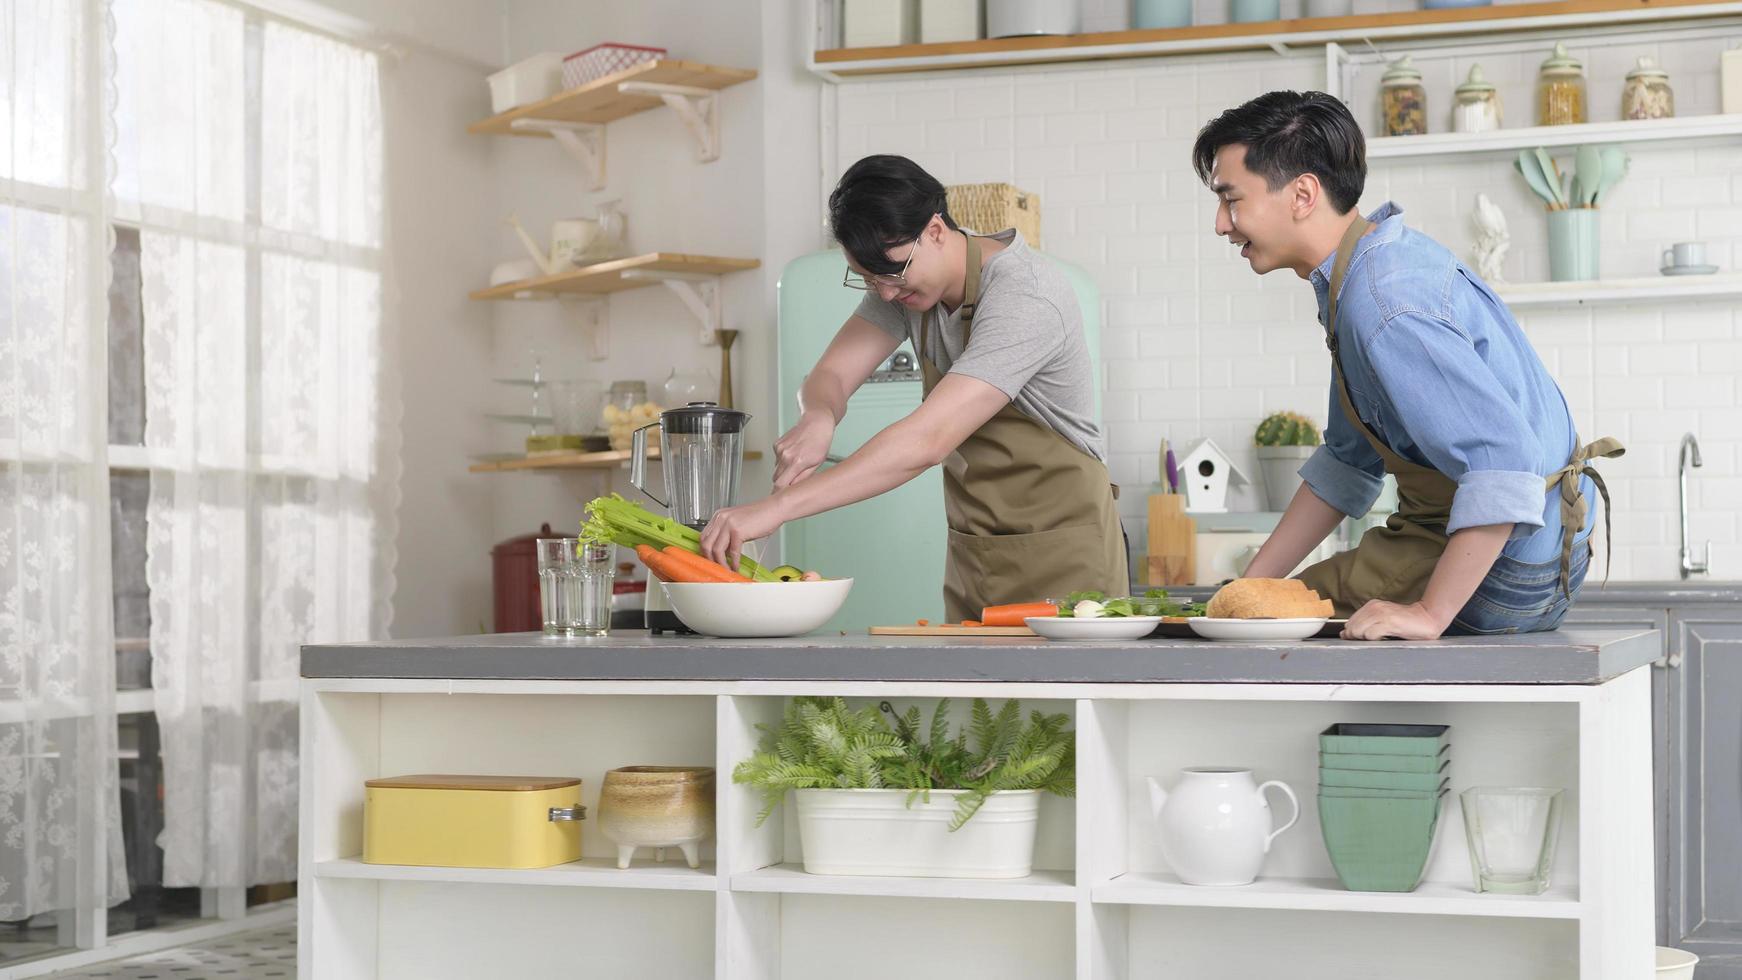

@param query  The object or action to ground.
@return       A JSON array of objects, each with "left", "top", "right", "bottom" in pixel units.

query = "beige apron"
[
  {"left": 919, "top": 233, "right": 1128, "bottom": 622},
  {"left": 1297, "top": 218, "right": 1623, "bottom": 617}
]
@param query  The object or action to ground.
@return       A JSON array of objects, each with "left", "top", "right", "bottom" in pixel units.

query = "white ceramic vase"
[{"left": 1147, "top": 768, "right": 1300, "bottom": 886}]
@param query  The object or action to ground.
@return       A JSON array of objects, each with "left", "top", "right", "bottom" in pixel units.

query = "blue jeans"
[{"left": 1445, "top": 544, "right": 1592, "bottom": 636}]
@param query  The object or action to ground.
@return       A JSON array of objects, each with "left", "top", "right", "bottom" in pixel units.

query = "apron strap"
[
  {"left": 1545, "top": 436, "right": 1626, "bottom": 597},
  {"left": 917, "top": 232, "right": 983, "bottom": 368},
  {"left": 1324, "top": 218, "right": 1435, "bottom": 478}
]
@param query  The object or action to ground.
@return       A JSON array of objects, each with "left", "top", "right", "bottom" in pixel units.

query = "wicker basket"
[{"left": 946, "top": 183, "right": 1041, "bottom": 248}]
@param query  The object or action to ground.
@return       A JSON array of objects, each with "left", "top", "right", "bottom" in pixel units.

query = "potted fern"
[
  {"left": 732, "top": 697, "right": 1074, "bottom": 879},
  {"left": 1254, "top": 411, "right": 1321, "bottom": 511}
]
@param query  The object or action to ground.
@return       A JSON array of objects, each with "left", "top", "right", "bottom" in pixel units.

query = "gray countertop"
[
  {"left": 1135, "top": 581, "right": 1742, "bottom": 605},
  {"left": 303, "top": 628, "right": 1658, "bottom": 686}
]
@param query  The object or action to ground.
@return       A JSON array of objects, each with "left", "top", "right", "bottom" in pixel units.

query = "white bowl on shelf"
[
  {"left": 661, "top": 579, "right": 853, "bottom": 638},
  {"left": 1656, "top": 946, "right": 1699, "bottom": 979}
]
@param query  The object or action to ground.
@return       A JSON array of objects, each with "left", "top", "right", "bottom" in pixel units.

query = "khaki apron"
[
  {"left": 918, "top": 233, "right": 1128, "bottom": 622},
  {"left": 1297, "top": 218, "right": 1623, "bottom": 618}
]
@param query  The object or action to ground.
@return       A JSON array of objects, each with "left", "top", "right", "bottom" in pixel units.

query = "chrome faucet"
[{"left": 1680, "top": 433, "right": 1710, "bottom": 579}]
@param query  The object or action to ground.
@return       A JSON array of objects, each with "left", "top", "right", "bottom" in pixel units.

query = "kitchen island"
[{"left": 299, "top": 628, "right": 1658, "bottom": 980}]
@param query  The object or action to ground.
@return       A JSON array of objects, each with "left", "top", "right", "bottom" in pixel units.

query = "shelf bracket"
[
  {"left": 1268, "top": 40, "right": 1291, "bottom": 56},
  {"left": 558, "top": 295, "right": 609, "bottom": 361},
  {"left": 509, "top": 118, "right": 607, "bottom": 190},
  {"left": 621, "top": 269, "right": 722, "bottom": 345},
  {"left": 617, "top": 81, "right": 721, "bottom": 162}
]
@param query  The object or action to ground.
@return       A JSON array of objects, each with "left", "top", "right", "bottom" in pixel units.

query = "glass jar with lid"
[
  {"left": 1380, "top": 55, "right": 1428, "bottom": 137},
  {"left": 1451, "top": 63, "right": 1502, "bottom": 134},
  {"left": 1621, "top": 56, "right": 1674, "bottom": 120},
  {"left": 1536, "top": 42, "right": 1587, "bottom": 126}
]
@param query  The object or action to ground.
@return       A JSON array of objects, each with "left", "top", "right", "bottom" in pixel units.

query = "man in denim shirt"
[{"left": 1191, "top": 91, "right": 1620, "bottom": 640}]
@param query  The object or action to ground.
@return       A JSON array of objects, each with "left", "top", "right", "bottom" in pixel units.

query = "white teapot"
[{"left": 1147, "top": 768, "right": 1299, "bottom": 886}]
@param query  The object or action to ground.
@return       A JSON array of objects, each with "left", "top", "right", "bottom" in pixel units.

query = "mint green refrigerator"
[{"left": 777, "top": 247, "right": 1103, "bottom": 632}]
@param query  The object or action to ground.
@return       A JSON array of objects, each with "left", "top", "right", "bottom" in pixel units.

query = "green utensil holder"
[
  {"left": 1230, "top": 0, "right": 1281, "bottom": 21},
  {"left": 1321, "top": 749, "right": 1449, "bottom": 773},
  {"left": 1319, "top": 723, "right": 1450, "bottom": 756},
  {"left": 1319, "top": 794, "right": 1444, "bottom": 892},
  {"left": 1321, "top": 762, "right": 1449, "bottom": 792},
  {"left": 1548, "top": 208, "right": 1600, "bottom": 282},
  {"left": 1133, "top": 0, "right": 1193, "bottom": 27},
  {"left": 1320, "top": 784, "right": 1450, "bottom": 799}
]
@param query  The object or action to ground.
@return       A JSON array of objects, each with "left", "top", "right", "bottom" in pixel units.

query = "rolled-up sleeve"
[
  {"left": 1300, "top": 387, "right": 1386, "bottom": 519},
  {"left": 1364, "top": 311, "right": 1545, "bottom": 536}
]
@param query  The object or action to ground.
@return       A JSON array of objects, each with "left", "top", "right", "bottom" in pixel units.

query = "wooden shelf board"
[
  {"left": 470, "top": 449, "right": 764, "bottom": 474},
  {"left": 470, "top": 60, "right": 757, "bottom": 136},
  {"left": 315, "top": 856, "right": 718, "bottom": 891},
  {"left": 470, "top": 252, "right": 760, "bottom": 301},
  {"left": 813, "top": 0, "right": 1742, "bottom": 74},
  {"left": 731, "top": 863, "right": 1078, "bottom": 903},
  {"left": 1093, "top": 871, "right": 1580, "bottom": 918}
]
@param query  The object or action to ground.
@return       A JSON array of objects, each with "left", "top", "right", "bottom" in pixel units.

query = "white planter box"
[
  {"left": 487, "top": 53, "right": 563, "bottom": 114},
  {"left": 794, "top": 788, "right": 1040, "bottom": 878}
]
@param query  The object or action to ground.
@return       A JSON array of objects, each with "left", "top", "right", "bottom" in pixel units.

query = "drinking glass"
[{"left": 1460, "top": 787, "right": 1564, "bottom": 894}]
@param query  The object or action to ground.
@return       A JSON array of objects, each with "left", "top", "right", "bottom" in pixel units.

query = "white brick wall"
[{"left": 833, "top": 26, "right": 1742, "bottom": 580}]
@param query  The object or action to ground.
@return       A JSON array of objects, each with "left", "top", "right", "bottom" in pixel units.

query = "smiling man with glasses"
[{"left": 701, "top": 154, "right": 1125, "bottom": 621}]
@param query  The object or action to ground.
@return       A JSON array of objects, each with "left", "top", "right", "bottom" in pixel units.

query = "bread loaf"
[{"left": 1205, "top": 578, "right": 1334, "bottom": 619}]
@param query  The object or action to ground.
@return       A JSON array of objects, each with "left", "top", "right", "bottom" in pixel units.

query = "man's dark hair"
[
  {"left": 828, "top": 154, "right": 960, "bottom": 276},
  {"left": 1191, "top": 91, "right": 1366, "bottom": 214}
]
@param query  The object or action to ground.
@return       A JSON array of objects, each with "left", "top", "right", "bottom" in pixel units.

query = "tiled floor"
[{"left": 46, "top": 924, "right": 295, "bottom": 979}]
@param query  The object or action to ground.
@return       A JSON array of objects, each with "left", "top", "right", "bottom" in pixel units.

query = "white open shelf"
[
  {"left": 1094, "top": 870, "right": 1581, "bottom": 919},
  {"left": 1497, "top": 273, "right": 1742, "bottom": 307},
  {"left": 732, "top": 863, "right": 1077, "bottom": 903},
  {"left": 1367, "top": 112, "right": 1742, "bottom": 159},
  {"left": 315, "top": 856, "right": 718, "bottom": 892}
]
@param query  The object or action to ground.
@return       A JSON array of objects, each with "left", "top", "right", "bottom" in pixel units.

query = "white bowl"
[
  {"left": 661, "top": 579, "right": 854, "bottom": 638},
  {"left": 1027, "top": 616, "right": 1162, "bottom": 640},
  {"left": 1656, "top": 946, "right": 1699, "bottom": 979}
]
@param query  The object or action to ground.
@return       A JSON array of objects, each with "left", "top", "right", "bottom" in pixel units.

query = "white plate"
[
  {"left": 1188, "top": 617, "right": 1330, "bottom": 641},
  {"left": 1660, "top": 264, "right": 1720, "bottom": 276},
  {"left": 1026, "top": 616, "right": 1164, "bottom": 640}
]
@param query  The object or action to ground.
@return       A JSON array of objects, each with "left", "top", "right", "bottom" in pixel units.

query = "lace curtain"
[
  {"left": 0, "top": 0, "right": 131, "bottom": 922},
  {"left": 114, "top": 0, "right": 390, "bottom": 890}
]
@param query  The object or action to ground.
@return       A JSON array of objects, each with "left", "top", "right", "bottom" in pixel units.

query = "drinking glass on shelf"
[
  {"left": 537, "top": 538, "right": 614, "bottom": 636},
  {"left": 1460, "top": 786, "right": 1564, "bottom": 895}
]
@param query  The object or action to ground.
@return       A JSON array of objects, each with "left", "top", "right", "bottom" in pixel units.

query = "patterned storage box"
[{"left": 562, "top": 43, "right": 667, "bottom": 90}]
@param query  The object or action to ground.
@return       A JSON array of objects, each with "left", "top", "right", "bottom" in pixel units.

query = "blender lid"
[{"left": 661, "top": 401, "right": 751, "bottom": 434}]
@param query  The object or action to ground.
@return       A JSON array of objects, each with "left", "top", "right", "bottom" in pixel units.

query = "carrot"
[
  {"left": 635, "top": 544, "right": 703, "bottom": 583},
  {"left": 961, "top": 620, "right": 982, "bottom": 628},
  {"left": 660, "top": 546, "right": 752, "bottom": 584},
  {"left": 981, "top": 602, "right": 1059, "bottom": 628},
  {"left": 916, "top": 619, "right": 930, "bottom": 627}
]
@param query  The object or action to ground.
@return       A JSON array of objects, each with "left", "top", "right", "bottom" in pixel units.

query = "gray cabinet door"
[
  {"left": 1561, "top": 605, "right": 1672, "bottom": 944},
  {"left": 1669, "top": 612, "right": 1742, "bottom": 977}
]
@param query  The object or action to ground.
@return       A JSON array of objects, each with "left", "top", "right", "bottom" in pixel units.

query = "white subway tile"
[
  {"left": 1664, "top": 374, "right": 1736, "bottom": 409},
  {"left": 1629, "top": 342, "right": 1700, "bottom": 375},
  {"left": 1140, "top": 387, "right": 1202, "bottom": 421},
  {"left": 1077, "top": 142, "right": 1139, "bottom": 173}
]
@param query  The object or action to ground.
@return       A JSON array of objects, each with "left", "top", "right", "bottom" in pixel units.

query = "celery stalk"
[{"left": 582, "top": 494, "right": 778, "bottom": 582}]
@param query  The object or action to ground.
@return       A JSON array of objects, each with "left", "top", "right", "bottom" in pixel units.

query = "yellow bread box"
[{"left": 363, "top": 774, "right": 585, "bottom": 869}]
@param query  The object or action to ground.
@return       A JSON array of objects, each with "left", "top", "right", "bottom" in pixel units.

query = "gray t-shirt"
[{"left": 852, "top": 228, "right": 1105, "bottom": 461}]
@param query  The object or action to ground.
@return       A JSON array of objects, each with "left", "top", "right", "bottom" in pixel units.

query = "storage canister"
[
  {"left": 1621, "top": 56, "right": 1674, "bottom": 120},
  {"left": 1381, "top": 56, "right": 1428, "bottom": 136},
  {"left": 1536, "top": 42, "right": 1587, "bottom": 126},
  {"left": 363, "top": 774, "right": 586, "bottom": 869},
  {"left": 1451, "top": 63, "right": 1501, "bottom": 133}
]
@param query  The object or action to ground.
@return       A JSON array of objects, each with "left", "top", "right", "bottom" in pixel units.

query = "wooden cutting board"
[
  {"left": 868, "top": 624, "right": 1037, "bottom": 636},
  {"left": 1147, "top": 494, "right": 1197, "bottom": 587}
]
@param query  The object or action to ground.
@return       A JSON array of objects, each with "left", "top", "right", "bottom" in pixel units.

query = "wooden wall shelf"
[
  {"left": 470, "top": 60, "right": 757, "bottom": 136},
  {"left": 470, "top": 253, "right": 761, "bottom": 301}
]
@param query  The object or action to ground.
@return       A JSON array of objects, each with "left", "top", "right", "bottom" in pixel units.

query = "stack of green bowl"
[{"left": 1318, "top": 723, "right": 1451, "bottom": 892}]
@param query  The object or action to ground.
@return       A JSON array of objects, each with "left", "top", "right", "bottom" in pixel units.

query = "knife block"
[{"left": 1147, "top": 494, "right": 1197, "bottom": 587}]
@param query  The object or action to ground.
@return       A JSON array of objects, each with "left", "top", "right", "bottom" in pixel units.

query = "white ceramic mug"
[{"left": 1663, "top": 242, "right": 1706, "bottom": 269}]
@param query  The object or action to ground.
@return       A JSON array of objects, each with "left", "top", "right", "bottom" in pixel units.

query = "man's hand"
[
  {"left": 699, "top": 495, "right": 790, "bottom": 571},
  {"left": 773, "top": 412, "right": 837, "bottom": 489},
  {"left": 1342, "top": 599, "right": 1450, "bottom": 641}
]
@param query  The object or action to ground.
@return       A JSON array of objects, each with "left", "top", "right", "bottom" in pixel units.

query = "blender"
[{"left": 629, "top": 402, "right": 750, "bottom": 633}]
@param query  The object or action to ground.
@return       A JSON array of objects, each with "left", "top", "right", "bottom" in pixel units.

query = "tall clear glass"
[
  {"left": 1460, "top": 787, "right": 1564, "bottom": 894},
  {"left": 538, "top": 539, "right": 614, "bottom": 636}
]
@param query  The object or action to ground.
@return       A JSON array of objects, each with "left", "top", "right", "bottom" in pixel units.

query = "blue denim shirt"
[{"left": 1299, "top": 203, "right": 1595, "bottom": 563}]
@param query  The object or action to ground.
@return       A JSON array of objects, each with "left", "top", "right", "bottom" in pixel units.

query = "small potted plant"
[
  {"left": 1254, "top": 411, "right": 1321, "bottom": 511},
  {"left": 732, "top": 697, "right": 1074, "bottom": 879}
]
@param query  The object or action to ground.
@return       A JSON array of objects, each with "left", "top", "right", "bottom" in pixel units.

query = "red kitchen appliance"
[{"left": 492, "top": 523, "right": 552, "bottom": 633}]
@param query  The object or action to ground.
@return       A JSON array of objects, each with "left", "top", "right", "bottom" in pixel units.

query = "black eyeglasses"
[{"left": 842, "top": 215, "right": 937, "bottom": 291}]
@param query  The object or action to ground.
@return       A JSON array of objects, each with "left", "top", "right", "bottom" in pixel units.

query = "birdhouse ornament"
[{"left": 1178, "top": 438, "right": 1250, "bottom": 514}]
